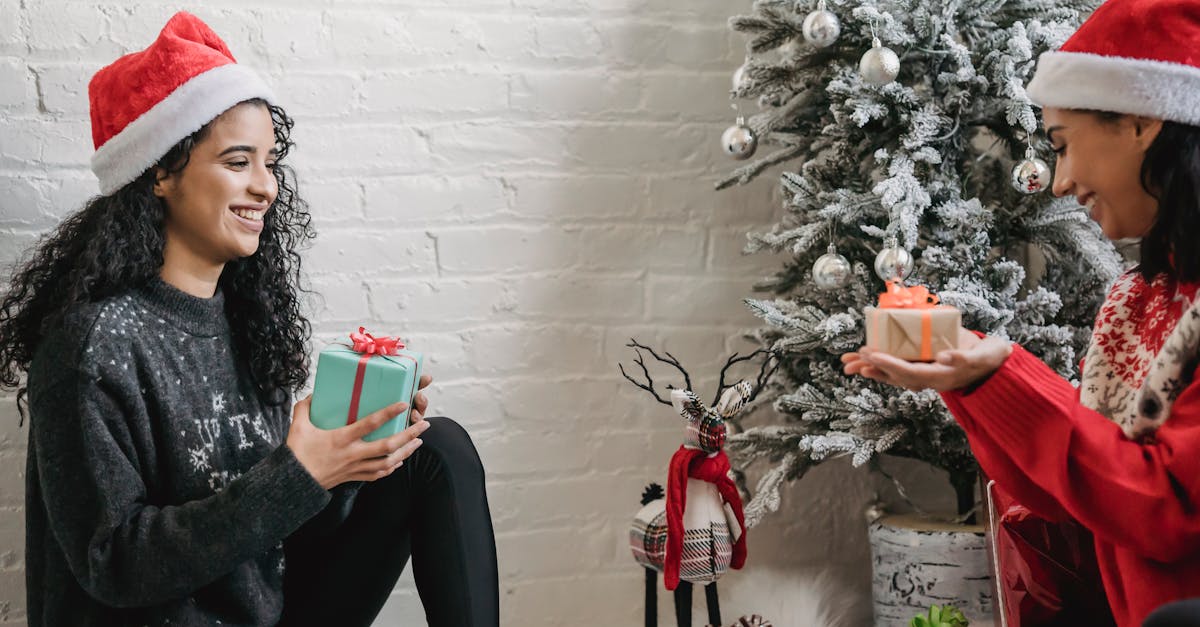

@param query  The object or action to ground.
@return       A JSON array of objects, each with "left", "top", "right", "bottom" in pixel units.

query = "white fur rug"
[{"left": 708, "top": 567, "right": 871, "bottom": 627}]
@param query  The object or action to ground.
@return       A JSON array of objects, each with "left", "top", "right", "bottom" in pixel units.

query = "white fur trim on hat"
[
  {"left": 90, "top": 63, "right": 275, "bottom": 196},
  {"left": 1026, "top": 50, "right": 1200, "bottom": 126}
]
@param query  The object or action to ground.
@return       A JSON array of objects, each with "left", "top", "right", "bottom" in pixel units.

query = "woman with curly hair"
[{"left": 0, "top": 12, "right": 498, "bottom": 627}]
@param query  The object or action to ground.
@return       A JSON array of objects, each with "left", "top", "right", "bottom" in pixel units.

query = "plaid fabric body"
[
  {"left": 677, "top": 520, "right": 732, "bottom": 583},
  {"left": 630, "top": 499, "right": 667, "bottom": 571},
  {"left": 676, "top": 478, "right": 734, "bottom": 583}
]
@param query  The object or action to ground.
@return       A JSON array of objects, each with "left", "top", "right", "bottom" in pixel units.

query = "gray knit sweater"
[{"left": 25, "top": 276, "right": 346, "bottom": 626}]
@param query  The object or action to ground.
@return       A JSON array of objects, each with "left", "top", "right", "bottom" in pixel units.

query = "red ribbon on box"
[
  {"left": 876, "top": 281, "right": 940, "bottom": 360},
  {"left": 346, "top": 327, "right": 405, "bottom": 425}
]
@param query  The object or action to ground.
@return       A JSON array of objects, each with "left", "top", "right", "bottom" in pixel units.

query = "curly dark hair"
[{"left": 0, "top": 98, "right": 316, "bottom": 423}]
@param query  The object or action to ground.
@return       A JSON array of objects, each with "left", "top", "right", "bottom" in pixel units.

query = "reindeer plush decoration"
[{"left": 622, "top": 341, "right": 777, "bottom": 627}]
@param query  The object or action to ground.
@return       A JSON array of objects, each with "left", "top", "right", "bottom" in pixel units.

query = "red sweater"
[{"left": 941, "top": 347, "right": 1200, "bottom": 627}]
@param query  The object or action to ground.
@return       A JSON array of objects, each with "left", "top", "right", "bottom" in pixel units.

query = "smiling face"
[
  {"left": 153, "top": 101, "right": 279, "bottom": 266},
  {"left": 1043, "top": 107, "right": 1164, "bottom": 240}
]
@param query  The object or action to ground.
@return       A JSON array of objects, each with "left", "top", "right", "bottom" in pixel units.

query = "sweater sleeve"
[
  {"left": 31, "top": 360, "right": 333, "bottom": 607},
  {"left": 277, "top": 390, "right": 363, "bottom": 539},
  {"left": 940, "top": 345, "right": 1200, "bottom": 562}
]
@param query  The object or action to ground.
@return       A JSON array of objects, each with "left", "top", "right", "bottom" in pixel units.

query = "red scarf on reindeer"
[{"left": 663, "top": 446, "right": 747, "bottom": 591}]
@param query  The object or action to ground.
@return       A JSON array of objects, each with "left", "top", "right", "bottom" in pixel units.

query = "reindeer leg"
[
  {"left": 645, "top": 568, "right": 657, "bottom": 627},
  {"left": 674, "top": 581, "right": 693, "bottom": 627},
  {"left": 705, "top": 582, "right": 721, "bottom": 626}
]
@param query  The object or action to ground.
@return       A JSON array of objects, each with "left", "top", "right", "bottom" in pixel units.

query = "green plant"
[{"left": 910, "top": 604, "right": 969, "bottom": 627}]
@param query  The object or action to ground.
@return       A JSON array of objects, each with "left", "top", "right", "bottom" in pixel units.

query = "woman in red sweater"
[{"left": 842, "top": 1, "right": 1200, "bottom": 625}]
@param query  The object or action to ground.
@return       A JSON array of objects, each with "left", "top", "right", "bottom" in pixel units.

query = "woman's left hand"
[
  {"left": 840, "top": 328, "right": 1013, "bottom": 392},
  {"left": 409, "top": 374, "right": 433, "bottom": 424}
]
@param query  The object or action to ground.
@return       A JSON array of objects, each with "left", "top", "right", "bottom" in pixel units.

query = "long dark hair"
[
  {"left": 1136, "top": 118, "right": 1200, "bottom": 282},
  {"left": 0, "top": 98, "right": 316, "bottom": 423}
]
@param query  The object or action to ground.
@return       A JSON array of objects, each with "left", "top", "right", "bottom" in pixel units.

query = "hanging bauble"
[
  {"left": 802, "top": 1, "right": 841, "bottom": 48},
  {"left": 813, "top": 243, "right": 852, "bottom": 289},
  {"left": 874, "top": 241, "right": 914, "bottom": 281},
  {"left": 859, "top": 37, "right": 900, "bottom": 86},
  {"left": 732, "top": 63, "right": 748, "bottom": 92},
  {"left": 1011, "top": 146, "right": 1051, "bottom": 194},
  {"left": 721, "top": 116, "right": 758, "bottom": 160}
]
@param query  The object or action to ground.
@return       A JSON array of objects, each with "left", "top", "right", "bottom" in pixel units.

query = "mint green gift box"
[{"left": 309, "top": 333, "right": 424, "bottom": 442}]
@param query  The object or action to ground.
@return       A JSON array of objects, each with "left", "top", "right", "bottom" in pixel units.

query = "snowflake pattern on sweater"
[{"left": 1081, "top": 271, "right": 1200, "bottom": 437}]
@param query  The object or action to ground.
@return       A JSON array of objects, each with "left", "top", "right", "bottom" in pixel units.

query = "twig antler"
[
  {"left": 618, "top": 339, "right": 694, "bottom": 406},
  {"left": 712, "top": 348, "right": 780, "bottom": 407}
]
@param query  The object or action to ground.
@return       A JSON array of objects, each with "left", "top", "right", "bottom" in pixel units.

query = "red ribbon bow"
[
  {"left": 349, "top": 327, "right": 404, "bottom": 355},
  {"left": 344, "top": 327, "right": 407, "bottom": 426},
  {"left": 878, "top": 280, "right": 940, "bottom": 309}
]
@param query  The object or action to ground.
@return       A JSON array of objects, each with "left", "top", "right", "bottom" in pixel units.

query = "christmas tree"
[{"left": 720, "top": 0, "right": 1125, "bottom": 525}]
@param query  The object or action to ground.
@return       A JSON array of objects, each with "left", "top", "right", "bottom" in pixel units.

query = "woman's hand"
[
  {"left": 286, "top": 394, "right": 430, "bottom": 490},
  {"left": 409, "top": 374, "right": 432, "bottom": 424},
  {"left": 840, "top": 328, "right": 1013, "bottom": 392}
]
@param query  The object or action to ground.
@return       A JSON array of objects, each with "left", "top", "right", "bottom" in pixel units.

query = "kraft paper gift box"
[
  {"left": 310, "top": 327, "right": 424, "bottom": 442},
  {"left": 864, "top": 282, "right": 961, "bottom": 362}
]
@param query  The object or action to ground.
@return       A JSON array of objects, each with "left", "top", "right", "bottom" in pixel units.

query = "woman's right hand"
[{"left": 285, "top": 394, "right": 430, "bottom": 489}]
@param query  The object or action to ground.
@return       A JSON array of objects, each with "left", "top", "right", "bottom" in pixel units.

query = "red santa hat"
[
  {"left": 88, "top": 11, "right": 276, "bottom": 195},
  {"left": 1026, "top": 0, "right": 1200, "bottom": 126}
]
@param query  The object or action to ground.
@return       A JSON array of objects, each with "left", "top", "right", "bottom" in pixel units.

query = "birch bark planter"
[{"left": 868, "top": 513, "right": 994, "bottom": 626}]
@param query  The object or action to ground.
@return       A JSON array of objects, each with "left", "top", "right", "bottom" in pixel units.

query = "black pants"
[
  {"left": 1145, "top": 599, "right": 1200, "bottom": 627},
  {"left": 278, "top": 417, "right": 499, "bottom": 627}
]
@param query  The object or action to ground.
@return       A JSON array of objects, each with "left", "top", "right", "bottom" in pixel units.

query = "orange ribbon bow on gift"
[{"left": 877, "top": 280, "right": 940, "bottom": 309}]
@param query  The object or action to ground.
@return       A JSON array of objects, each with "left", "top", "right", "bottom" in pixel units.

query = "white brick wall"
[{"left": 0, "top": 2, "right": 957, "bottom": 624}]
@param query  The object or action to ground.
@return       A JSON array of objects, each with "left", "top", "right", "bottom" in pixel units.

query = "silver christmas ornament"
[
  {"left": 732, "top": 63, "right": 748, "bottom": 92},
  {"left": 874, "top": 241, "right": 914, "bottom": 281},
  {"left": 721, "top": 115, "right": 758, "bottom": 160},
  {"left": 813, "top": 243, "right": 852, "bottom": 289},
  {"left": 802, "top": 1, "right": 841, "bottom": 48},
  {"left": 859, "top": 37, "right": 900, "bottom": 86},
  {"left": 1011, "top": 146, "right": 1051, "bottom": 194}
]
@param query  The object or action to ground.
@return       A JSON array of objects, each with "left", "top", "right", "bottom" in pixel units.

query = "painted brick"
[
  {"left": 362, "top": 70, "right": 509, "bottom": 114},
  {"left": 507, "top": 274, "right": 643, "bottom": 321},
  {"left": 28, "top": 63, "right": 93, "bottom": 115},
  {"left": 504, "top": 174, "right": 640, "bottom": 221},
  {"left": 0, "top": 3, "right": 21, "bottom": 50},
  {"left": 271, "top": 72, "right": 358, "bottom": 118},
  {"left": 362, "top": 175, "right": 507, "bottom": 225},
  {"left": 434, "top": 226, "right": 581, "bottom": 274},
  {"left": 304, "top": 228, "right": 438, "bottom": 277},
  {"left": 511, "top": 70, "right": 640, "bottom": 116},
  {"left": 0, "top": 59, "right": 34, "bottom": 113}
]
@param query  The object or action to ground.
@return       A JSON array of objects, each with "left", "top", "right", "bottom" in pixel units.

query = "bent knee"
[{"left": 421, "top": 416, "right": 486, "bottom": 479}]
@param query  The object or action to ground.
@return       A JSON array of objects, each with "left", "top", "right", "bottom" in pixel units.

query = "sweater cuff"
[
  {"left": 231, "top": 444, "right": 332, "bottom": 538},
  {"left": 942, "top": 345, "right": 1078, "bottom": 451}
]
